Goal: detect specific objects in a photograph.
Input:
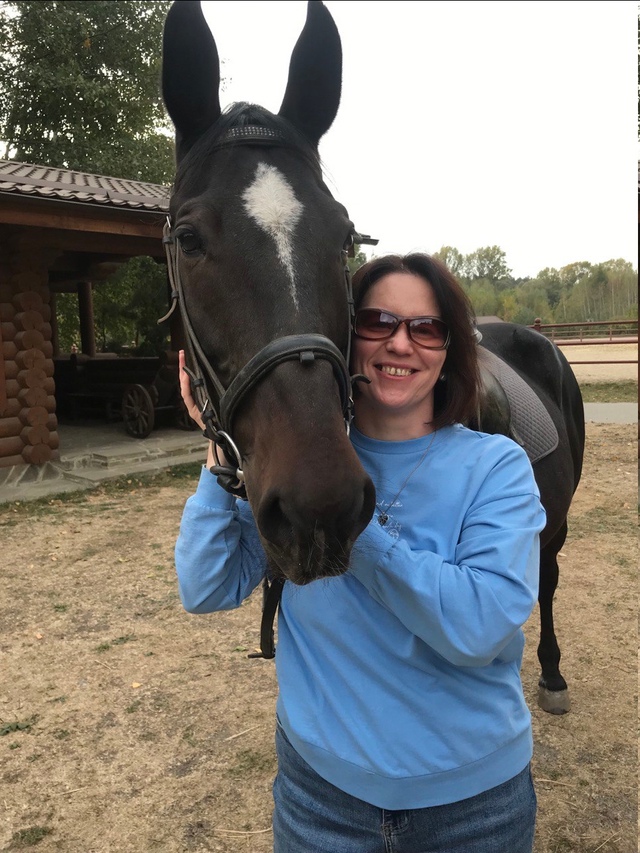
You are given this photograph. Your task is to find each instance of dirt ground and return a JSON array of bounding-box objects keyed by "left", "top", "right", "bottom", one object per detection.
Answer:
[
  {"left": 557, "top": 343, "right": 637, "bottom": 383},
  {"left": 1, "top": 418, "right": 637, "bottom": 852}
]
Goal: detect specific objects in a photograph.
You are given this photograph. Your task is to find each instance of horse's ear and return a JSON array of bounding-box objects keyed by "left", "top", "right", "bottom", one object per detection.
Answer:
[
  {"left": 162, "top": 0, "right": 221, "bottom": 162},
  {"left": 278, "top": 1, "right": 342, "bottom": 147}
]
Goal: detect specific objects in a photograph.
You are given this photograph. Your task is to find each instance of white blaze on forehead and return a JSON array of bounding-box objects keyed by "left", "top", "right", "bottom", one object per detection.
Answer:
[{"left": 242, "top": 163, "right": 303, "bottom": 307}]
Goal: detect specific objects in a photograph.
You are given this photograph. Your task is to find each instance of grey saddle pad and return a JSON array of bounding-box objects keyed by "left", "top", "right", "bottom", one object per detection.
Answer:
[{"left": 478, "top": 347, "right": 559, "bottom": 464}]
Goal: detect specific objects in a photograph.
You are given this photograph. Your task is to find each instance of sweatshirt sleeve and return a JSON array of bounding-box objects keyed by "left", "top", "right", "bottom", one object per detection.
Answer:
[
  {"left": 175, "top": 467, "right": 267, "bottom": 613},
  {"left": 348, "top": 444, "right": 546, "bottom": 667}
]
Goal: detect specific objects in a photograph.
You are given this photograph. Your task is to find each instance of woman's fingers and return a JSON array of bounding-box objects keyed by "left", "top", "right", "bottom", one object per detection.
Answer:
[
  {"left": 179, "top": 350, "right": 205, "bottom": 429},
  {"left": 178, "top": 351, "right": 231, "bottom": 469}
]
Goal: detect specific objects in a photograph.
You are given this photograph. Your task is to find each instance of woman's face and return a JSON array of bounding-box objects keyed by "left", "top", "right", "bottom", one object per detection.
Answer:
[{"left": 351, "top": 271, "right": 447, "bottom": 437}]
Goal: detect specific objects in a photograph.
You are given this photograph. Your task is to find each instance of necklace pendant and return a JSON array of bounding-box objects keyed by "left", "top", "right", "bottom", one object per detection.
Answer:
[{"left": 378, "top": 513, "right": 389, "bottom": 526}]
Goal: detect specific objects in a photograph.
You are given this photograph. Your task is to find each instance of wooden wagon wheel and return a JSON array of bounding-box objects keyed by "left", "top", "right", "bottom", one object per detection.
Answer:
[{"left": 122, "top": 384, "right": 155, "bottom": 438}]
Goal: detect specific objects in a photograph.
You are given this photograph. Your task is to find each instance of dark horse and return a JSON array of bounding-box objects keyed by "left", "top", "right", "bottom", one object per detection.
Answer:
[
  {"left": 474, "top": 323, "right": 584, "bottom": 713},
  {"left": 161, "top": 1, "right": 584, "bottom": 714}
]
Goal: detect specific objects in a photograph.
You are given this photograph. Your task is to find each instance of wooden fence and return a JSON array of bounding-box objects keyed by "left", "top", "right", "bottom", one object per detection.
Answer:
[{"left": 529, "top": 320, "right": 638, "bottom": 365}]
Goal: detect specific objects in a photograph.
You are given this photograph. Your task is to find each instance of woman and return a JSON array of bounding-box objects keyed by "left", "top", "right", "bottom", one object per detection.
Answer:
[{"left": 175, "top": 253, "right": 546, "bottom": 853}]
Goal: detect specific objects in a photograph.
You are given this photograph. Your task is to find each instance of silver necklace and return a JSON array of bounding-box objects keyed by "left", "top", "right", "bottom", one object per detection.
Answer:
[{"left": 377, "top": 430, "right": 438, "bottom": 526}]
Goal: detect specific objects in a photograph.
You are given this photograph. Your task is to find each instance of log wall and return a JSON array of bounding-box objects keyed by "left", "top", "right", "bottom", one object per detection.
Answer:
[{"left": 0, "top": 236, "right": 59, "bottom": 469}]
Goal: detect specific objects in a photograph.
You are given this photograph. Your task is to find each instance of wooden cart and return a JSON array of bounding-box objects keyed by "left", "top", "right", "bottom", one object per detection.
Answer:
[{"left": 54, "top": 352, "right": 197, "bottom": 438}]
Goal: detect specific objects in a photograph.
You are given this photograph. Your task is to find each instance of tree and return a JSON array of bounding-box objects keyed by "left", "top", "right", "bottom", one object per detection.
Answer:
[
  {"left": 348, "top": 248, "right": 370, "bottom": 277},
  {"left": 0, "top": 1, "right": 179, "bottom": 356},
  {"left": 498, "top": 290, "right": 520, "bottom": 323},
  {"left": 530, "top": 267, "right": 563, "bottom": 311},
  {"left": 600, "top": 259, "right": 638, "bottom": 319},
  {"left": 505, "top": 281, "right": 553, "bottom": 324},
  {"left": 464, "top": 246, "right": 513, "bottom": 289},
  {"left": 466, "top": 279, "right": 499, "bottom": 318},
  {"left": 433, "top": 246, "right": 465, "bottom": 278},
  {"left": 0, "top": 0, "right": 173, "bottom": 183},
  {"left": 92, "top": 257, "right": 169, "bottom": 353}
]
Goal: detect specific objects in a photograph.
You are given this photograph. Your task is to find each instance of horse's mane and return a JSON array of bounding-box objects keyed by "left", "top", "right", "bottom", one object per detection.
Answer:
[{"left": 173, "top": 102, "right": 323, "bottom": 194}]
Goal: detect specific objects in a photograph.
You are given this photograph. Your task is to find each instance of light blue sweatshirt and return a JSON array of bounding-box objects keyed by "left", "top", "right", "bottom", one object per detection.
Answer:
[{"left": 175, "top": 423, "right": 546, "bottom": 809}]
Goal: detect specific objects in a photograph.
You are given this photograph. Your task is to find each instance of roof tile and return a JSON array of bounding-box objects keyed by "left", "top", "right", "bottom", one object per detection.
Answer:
[{"left": 0, "top": 159, "right": 170, "bottom": 212}]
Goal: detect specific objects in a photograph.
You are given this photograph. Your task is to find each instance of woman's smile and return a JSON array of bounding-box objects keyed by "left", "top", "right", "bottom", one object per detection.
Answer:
[
  {"left": 351, "top": 271, "right": 447, "bottom": 439},
  {"left": 376, "top": 363, "right": 417, "bottom": 377}
]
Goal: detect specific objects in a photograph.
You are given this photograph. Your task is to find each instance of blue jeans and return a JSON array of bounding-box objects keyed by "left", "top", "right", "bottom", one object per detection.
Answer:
[{"left": 273, "top": 722, "right": 536, "bottom": 853}]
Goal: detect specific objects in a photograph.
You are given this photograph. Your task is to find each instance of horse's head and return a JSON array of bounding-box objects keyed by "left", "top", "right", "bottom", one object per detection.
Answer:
[{"left": 162, "top": 1, "right": 375, "bottom": 585}]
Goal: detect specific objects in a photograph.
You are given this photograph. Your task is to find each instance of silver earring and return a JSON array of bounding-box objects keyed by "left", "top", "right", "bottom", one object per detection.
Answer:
[{"left": 439, "top": 372, "right": 446, "bottom": 382}]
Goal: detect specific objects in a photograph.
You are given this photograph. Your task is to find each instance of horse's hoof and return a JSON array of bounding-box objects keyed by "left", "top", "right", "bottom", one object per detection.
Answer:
[{"left": 537, "top": 686, "right": 571, "bottom": 714}]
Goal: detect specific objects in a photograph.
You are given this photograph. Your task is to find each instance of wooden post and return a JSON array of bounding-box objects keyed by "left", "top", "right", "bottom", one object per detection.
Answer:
[
  {"left": 77, "top": 280, "right": 96, "bottom": 357},
  {"left": 50, "top": 290, "right": 59, "bottom": 356},
  {"left": 0, "top": 314, "right": 6, "bottom": 414},
  {"left": 0, "top": 235, "right": 59, "bottom": 469}
]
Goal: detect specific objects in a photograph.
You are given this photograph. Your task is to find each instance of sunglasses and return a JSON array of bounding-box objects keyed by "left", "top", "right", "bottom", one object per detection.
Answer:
[{"left": 353, "top": 309, "right": 450, "bottom": 350}]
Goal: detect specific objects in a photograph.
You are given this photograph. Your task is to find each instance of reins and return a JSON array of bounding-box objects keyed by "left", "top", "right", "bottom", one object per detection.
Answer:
[{"left": 159, "top": 125, "right": 365, "bottom": 658}]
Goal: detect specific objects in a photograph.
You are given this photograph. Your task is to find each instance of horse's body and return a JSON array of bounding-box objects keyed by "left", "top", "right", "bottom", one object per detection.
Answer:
[
  {"left": 477, "top": 323, "right": 584, "bottom": 713},
  {"left": 161, "top": 1, "right": 584, "bottom": 713}
]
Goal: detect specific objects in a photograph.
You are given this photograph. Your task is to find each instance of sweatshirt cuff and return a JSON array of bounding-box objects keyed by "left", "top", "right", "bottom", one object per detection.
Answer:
[
  {"left": 192, "top": 465, "right": 237, "bottom": 510},
  {"left": 349, "top": 521, "right": 396, "bottom": 588}
]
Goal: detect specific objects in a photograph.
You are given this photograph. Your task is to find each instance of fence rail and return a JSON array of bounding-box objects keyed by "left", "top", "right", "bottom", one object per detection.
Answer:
[{"left": 529, "top": 319, "right": 638, "bottom": 366}]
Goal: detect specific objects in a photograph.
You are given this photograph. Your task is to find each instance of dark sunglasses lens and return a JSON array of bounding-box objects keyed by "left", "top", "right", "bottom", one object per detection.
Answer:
[
  {"left": 409, "top": 318, "right": 448, "bottom": 347},
  {"left": 355, "top": 310, "right": 397, "bottom": 338}
]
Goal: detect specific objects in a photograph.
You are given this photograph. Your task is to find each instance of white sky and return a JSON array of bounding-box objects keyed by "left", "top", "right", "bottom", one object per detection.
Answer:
[{"left": 200, "top": 1, "right": 637, "bottom": 279}]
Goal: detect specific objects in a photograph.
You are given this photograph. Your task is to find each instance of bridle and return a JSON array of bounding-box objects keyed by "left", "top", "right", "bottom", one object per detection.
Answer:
[
  {"left": 159, "top": 125, "right": 365, "bottom": 658},
  {"left": 163, "top": 220, "right": 356, "bottom": 497},
  {"left": 160, "top": 126, "right": 360, "bottom": 498}
]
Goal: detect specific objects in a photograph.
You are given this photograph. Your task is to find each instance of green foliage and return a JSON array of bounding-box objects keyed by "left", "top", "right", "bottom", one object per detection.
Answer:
[
  {"left": 434, "top": 245, "right": 513, "bottom": 289},
  {"left": 56, "top": 257, "right": 169, "bottom": 354},
  {"left": 0, "top": 2, "right": 177, "bottom": 353},
  {"left": 54, "top": 291, "right": 80, "bottom": 351},
  {"left": 433, "top": 246, "right": 465, "bottom": 277},
  {"left": 95, "top": 256, "right": 169, "bottom": 354},
  {"left": 530, "top": 259, "right": 638, "bottom": 323},
  {"left": 0, "top": 0, "right": 173, "bottom": 183},
  {"left": 466, "top": 279, "right": 500, "bottom": 318},
  {"left": 348, "top": 248, "right": 369, "bottom": 276},
  {"left": 464, "top": 245, "right": 512, "bottom": 289},
  {"left": 434, "top": 245, "right": 637, "bottom": 324}
]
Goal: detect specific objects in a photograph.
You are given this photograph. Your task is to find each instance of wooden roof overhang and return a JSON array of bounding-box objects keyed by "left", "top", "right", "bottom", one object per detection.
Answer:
[{"left": 0, "top": 161, "right": 171, "bottom": 285}]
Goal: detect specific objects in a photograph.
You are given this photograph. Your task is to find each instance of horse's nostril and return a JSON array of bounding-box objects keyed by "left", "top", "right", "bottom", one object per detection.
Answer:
[
  {"left": 257, "top": 475, "right": 374, "bottom": 563},
  {"left": 257, "top": 491, "right": 294, "bottom": 552}
]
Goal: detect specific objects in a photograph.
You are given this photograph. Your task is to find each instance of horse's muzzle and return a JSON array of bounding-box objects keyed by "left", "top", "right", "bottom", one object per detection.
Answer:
[{"left": 255, "top": 475, "right": 375, "bottom": 585}]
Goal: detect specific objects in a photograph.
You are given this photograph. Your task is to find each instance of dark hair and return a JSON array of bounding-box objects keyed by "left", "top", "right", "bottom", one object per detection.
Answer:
[{"left": 351, "top": 253, "right": 480, "bottom": 429}]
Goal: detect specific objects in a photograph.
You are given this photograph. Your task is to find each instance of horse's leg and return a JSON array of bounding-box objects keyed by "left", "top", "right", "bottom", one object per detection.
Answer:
[{"left": 537, "top": 520, "right": 571, "bottom": 714}]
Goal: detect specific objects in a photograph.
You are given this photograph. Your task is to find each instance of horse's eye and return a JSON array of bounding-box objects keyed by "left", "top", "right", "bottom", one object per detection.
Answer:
[
  {"left": 177, "top": 230, "right": 203, "bottom": 255},
  {"left": 343, "top": 232, "right": 354, "bottom": 252}
]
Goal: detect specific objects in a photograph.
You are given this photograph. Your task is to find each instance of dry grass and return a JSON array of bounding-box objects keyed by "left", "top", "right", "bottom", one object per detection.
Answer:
[{"left": 0, "top": 424, "right": 636, "bottom": 852}]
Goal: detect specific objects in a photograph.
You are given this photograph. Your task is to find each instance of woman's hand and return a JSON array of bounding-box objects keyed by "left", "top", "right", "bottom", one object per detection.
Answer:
[
  {"left": 179, "top": 350, "right": 228, "bottom": 470},
  {"left": 179, "top": 349, "right": 205, "bottom": 430}
]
